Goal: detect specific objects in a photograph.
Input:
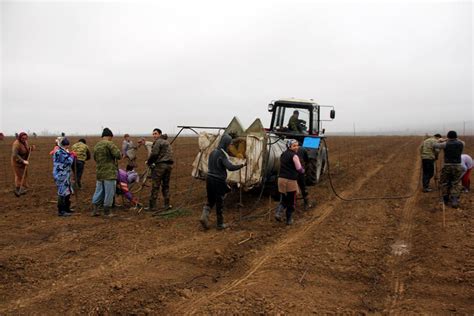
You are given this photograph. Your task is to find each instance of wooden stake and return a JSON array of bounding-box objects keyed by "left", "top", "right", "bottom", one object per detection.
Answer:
[
  {"left": 442, "top": 202, "right": 446, "bottom": 229},
  {"left": 19, "top": 147, "right": 32, "bottom": 192},
  {"left": 73, "top": 158, "right": 79, "bottom": 206}
]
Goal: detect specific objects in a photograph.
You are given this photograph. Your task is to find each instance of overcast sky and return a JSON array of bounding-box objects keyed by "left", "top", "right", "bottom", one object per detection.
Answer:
[{"left": 1, "top": 0, "right": 473, "bottom": 136}]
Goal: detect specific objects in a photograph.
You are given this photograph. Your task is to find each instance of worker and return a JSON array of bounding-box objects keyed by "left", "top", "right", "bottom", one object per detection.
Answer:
[
  {"left": 138, "top": 138, "right": 154, "bottom": 158},
  {"left": 460, "top": 154, "right": 472, "bottom": 192},
  {"left": 70, "top": 138, "right": 91, "bottom": 189},
  {"left": 433, "top": 131, "right": 464, "bottom": 208},
  {"left": 274, "top": 145, "right": 312, "bottom": 219},
  {"left": 277, "top": 139, "right": 304, "bottom": 225},
  {"left": 146, "top": 128, "right": 174, "bottom": 211},
  {"left": 11, "top": 132, "right": 32, "bottom": 197},
  {"left": 200, "top": 134, "right": 246, "bottom": 230},
  {"left": 52, "top": 138, "right": 76, "bottom": 217},
  {"left": 116, "top": 165, "right": 140, "bottom": 207},
  {"left": 288, "top": 110, "right": 306, "bottom": 133},
  {"left": 288, "top": 110, "right": 301, "bottom": 132},
  {"left": 420, "top": 133, "right": 442, "bottom": 192},
  {"left": 122, "top": 134, "right": 138, "bottom": 168},
  {"left": 91, "top": 128, "right": 122, "bottom": 217}
]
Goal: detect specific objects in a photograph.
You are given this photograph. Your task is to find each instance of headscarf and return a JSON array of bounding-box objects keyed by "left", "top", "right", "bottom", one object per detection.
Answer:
[
  {"left": 60, "top": 137, "right": 70, "bottom": 147},
  {"left": 18, "top": 132, "right": 28, "bottom": 145},
  {"left": 286, "top": 139, "right": 298, "bottom": 149}
]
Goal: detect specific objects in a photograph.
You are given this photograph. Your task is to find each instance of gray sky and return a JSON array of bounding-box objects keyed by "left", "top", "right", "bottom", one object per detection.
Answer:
[{"left": 1, "top": 0, "right": 473, "bottom": 136}]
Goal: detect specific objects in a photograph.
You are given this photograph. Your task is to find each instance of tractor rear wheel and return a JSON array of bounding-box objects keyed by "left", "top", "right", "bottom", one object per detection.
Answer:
[{"left": 305, "top": 158, "right": 318, "bottom": 186}]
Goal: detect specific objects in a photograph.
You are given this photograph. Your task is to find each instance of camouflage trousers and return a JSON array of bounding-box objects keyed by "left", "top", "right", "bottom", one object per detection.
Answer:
[
  {"left": 149, "top": 163, "right": 172, "bottom": 207},
  {"left": 440, "top": 165, "right": 463, "bottom": 198}
]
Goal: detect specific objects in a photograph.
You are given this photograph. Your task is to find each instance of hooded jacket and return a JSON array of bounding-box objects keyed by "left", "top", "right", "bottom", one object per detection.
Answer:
[{"left": 207, "top": 134, "right": 244, "bottom": 181}]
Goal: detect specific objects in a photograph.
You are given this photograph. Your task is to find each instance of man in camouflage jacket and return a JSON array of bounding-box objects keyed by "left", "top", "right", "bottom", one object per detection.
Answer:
[
  {"left": 433, "top": 130, "right": 464, "bottom": 208},
  {"left": 91, "top": 128, "right": 121, "bottom": 217},
  {"left": 146, "top": 128, "right": 174, "bottom": 211},
  {"left": 420, "top": 133, "right": 441, "bottom": 192}
]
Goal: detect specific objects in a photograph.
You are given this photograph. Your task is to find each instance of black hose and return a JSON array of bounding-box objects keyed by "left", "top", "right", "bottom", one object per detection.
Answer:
[{"left": 322, "top": 138, "right": 421, "bottom": 201}]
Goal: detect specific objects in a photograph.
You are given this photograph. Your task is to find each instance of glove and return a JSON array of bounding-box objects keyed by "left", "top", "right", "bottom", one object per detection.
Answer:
[{"left": 70, "top": 151, "right": 78, "bottom": 158}]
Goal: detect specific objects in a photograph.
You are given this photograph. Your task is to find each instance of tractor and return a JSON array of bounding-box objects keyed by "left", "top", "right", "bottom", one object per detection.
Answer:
[
  {"left": 267, "top": 98, "right": 336, "bottom": 185},
  {"left": 190, "top": 98, "right": 335, "bottom": 190}
]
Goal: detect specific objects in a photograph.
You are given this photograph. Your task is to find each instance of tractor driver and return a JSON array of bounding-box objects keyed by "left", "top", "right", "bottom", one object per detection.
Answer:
[{"left": 288, "top": 110, "right": 306, "bottom": 133}]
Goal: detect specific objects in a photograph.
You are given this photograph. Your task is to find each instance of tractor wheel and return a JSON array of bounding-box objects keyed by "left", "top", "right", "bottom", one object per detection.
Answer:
[
  {"left": 305, "top": 158, "right": 318, "bottom": 186},
  {"left": 317, "top": 148, "right": 328, "bottom": 183}
]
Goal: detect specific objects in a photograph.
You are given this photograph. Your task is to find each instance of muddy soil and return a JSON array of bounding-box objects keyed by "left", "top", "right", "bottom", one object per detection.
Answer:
[{"left": 0, "top": 135, "right": 472, "bottom": 314}]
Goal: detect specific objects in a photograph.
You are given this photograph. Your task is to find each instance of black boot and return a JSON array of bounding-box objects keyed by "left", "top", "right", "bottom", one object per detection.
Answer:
[
  {"left": 144, "top": 200, "right": 157, "bottom": 212},
  {"left": 451, "top": 196, "right": 459, "bottom": 209},
  {"left": 163, "top": 198, "right": 172, "bottom": 210},
  {"left": 442, "top": 195, "right": 449, "bottom": 204},
  {"left": 14, "top": 187, "right": 21, "bottom": 197},
  {"left": 104, "top": 206, "right": 116, "bottom": 218},
  {"left": 58, "top": 196, "right": 71, "bottom": 217},
  {"left": 286, "top": 208, "right": 294, "bottom": 225},
  {"left": 91, "top": 204, "right": 101, "bottom": 217},
  {"left": 65, "top": 195, "right": 74, "bottom": 213}
]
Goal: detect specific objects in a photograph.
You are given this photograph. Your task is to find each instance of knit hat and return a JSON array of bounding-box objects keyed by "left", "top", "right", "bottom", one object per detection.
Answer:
[
  {"left": 102, "top": 127, "right": 113, "bottom": 137},
  {"left": 447, "top": 130, "right": 457, "bottom": 139},
  {"left": 61, "top": 138, "right": 70, "bottom": 146}
]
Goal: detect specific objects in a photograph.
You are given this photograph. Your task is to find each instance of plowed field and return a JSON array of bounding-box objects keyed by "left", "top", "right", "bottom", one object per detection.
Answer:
[{"left": 0, "top": 135, "right": 473, "bottom": 314}]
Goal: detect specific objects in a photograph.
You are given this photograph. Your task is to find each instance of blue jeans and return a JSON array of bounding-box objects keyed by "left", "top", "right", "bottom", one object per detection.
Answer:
[{"left": 92, "top": 180, "right": 116, "bottom": 207}]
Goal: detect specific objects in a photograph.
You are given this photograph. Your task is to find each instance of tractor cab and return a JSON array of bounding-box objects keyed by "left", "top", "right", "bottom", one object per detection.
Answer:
[
  {"left": 268, "top": 98, "right": 335, "bottom": 138},
  {"left": 267, "top": 98, "right": 336, "bottom": 185}
]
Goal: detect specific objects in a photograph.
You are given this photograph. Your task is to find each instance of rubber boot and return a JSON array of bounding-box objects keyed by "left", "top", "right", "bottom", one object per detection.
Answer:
[
  {"left": 451, "top": 196, "right": 459, "bottom": 209},
  {"left": 58, "top": 196, "right": 71, "bottom": 217},
  {"left": 303, "top": 198, "right": 313, "bottom": 211},
  {"left": 65, "top": 195, "right": 74, "bottom": 213},
  {"left": 274, "top": 203, "right": 284, "bottom": 222},
  {"left": 144, "top": 200, "right": 157, "bottom": 212},
  {"left": 163, "top": 198, "right": 172, "bottom": 211},
  {"left": 286, "top": 208, "right": 294, "bottom": 225},
  {"left": 91, "top": 204, "right": 101, "bottom": 217},
  {"left": 216, "top": 213, "right": 228, "bottom": 230},
  {"left": 104, "top": 206, "right": 116, "bottom": 218},
  {"left": 442, "top": 195, "right": 449, "bottom": 205},
  {"left": 200, "top": 205, "right": 210, "bottom": 230}
]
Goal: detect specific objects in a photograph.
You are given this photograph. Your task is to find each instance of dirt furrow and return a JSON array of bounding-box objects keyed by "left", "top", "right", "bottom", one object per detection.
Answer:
[
  {"left": 176, "top": 151, "right": 400, "bottom": 314},
  {"left": 384, "top": 147, "right": 422, "bottom": 312}
]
